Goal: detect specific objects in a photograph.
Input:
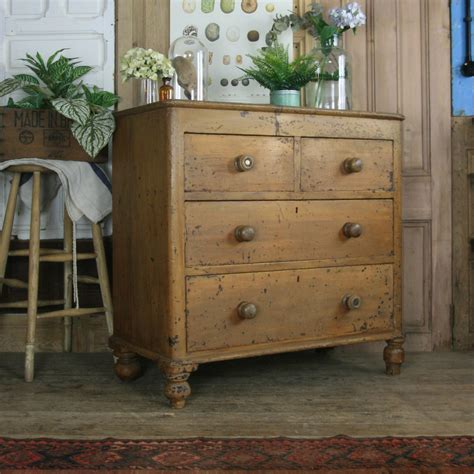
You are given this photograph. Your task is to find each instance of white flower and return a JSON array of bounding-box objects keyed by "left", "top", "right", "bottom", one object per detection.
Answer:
[
  {"left": 120, "top": 47, "right": 175, "bottom": 81},
  {"left": 329, "top": 2, "right": 366, "bottom": 30}
]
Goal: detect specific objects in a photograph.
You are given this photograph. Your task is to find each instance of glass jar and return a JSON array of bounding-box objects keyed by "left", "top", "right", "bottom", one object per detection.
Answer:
[
  {"left": 159, "top": 77, "right": 174, "bottom": 101},
  {"left": 139, "top": 78, "right": 158, "bottom": 105},
  {"left": 304, "top": 35, "right": 352, "bottom": 110},
  {"left": 169, "top": 31, "right": 209, "bottom": 101}
]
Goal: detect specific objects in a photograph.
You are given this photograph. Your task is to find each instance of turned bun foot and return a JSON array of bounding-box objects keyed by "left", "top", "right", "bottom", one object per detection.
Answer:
[
  {"left": 113, "top": 351, "right": 143, "bottom": 381},
  {"left": 159, "top": 360, "right": 198, "bottom": 409},
  {"left": 384, "top": 336, "right": 405, "bottom": 376}
]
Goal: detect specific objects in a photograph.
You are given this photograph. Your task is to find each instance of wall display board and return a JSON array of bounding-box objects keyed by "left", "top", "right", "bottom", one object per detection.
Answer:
[{"left": 170, "top": 0, "right": 293, "bottom": 103}]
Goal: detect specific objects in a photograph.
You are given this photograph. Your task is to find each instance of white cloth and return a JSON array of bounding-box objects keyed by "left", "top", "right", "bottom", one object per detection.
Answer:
[{"left": 0, "top": 158, "right": 111, "bottom": 223}]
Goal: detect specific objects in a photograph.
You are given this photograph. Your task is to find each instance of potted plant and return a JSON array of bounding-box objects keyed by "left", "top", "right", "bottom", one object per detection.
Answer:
[
  {"left": 239, "top": 43, "right": 318, "bottom": 107},
  {"left": 266, "top": 2, "right": 366, "bottom": 109},
  {"left": 0, "top": 49, "right": 119, "bottom": 160}
]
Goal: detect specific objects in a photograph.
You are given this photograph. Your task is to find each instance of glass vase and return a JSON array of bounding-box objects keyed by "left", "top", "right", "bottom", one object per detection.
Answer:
[
  {"left": 139, "top": 78, "right": 158, "bottom": 105},
  {"left": 304, "top": 35, "right": 352, "bottom": 110},
  {"left": 169, "top": 31, "right": 208, "bottom": 101}
]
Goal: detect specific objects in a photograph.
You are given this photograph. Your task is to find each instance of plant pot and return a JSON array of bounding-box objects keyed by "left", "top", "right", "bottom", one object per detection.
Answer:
[
  {"left": 0, "top": 107, "right": 107, "bottom": 163},
  {"left": 270, "top": 90, "right": 301, "bottom": 107}
]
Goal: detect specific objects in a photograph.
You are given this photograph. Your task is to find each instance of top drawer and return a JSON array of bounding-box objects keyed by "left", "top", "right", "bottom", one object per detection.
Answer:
[
  {"left": 301, "top": 138, "right": 393, "bottom": 192},
  {"left": 184, "top": 134, "right": 294, "bottom": 192}
]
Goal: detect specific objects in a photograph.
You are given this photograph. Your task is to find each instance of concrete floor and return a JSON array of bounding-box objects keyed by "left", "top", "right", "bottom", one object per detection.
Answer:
[{"left": 1, "top": 350, "right": 473, "bottom": 439}]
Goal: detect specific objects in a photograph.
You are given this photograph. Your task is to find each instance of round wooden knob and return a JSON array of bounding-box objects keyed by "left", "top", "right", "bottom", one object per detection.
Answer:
[
  {"left": 342, "top": 294, "right": 362, "bottom": 310},
  {"left": 235, "top": 225, "right": 256, "bottom": 242},
  {"left": 343, "top": 222, "right": 362, "bottom": 238},
  {"left": 235, "top": 155, "right": 254, "bottom": 172},
  {"left": 343, "top": 158, "right": 363, "bottom": 173},
  {"left": 237, "top": 301, "right": 258, "bottom": 319}
]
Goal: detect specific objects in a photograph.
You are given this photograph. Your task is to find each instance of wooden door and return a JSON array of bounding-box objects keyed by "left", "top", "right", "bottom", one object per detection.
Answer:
[{"left": 116, "top": 0, "right": 452, "bottom": 351}]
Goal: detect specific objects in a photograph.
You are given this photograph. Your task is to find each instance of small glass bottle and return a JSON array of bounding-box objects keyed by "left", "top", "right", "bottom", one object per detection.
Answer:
[{"left": 159, "top": 77, "right": 173, "bottom": 101}]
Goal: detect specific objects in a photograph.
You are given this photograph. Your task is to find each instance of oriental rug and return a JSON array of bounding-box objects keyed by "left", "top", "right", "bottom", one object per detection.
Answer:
[{"left": 0, "top": 436, "right": 472, "bottom": 472}]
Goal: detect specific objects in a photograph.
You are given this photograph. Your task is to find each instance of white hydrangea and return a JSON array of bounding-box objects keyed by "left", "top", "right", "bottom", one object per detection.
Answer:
[
  {"left": 329, "top": 2, "right": 366, "bottom": 30},
  {"left": 120, "top": 47, "right": 175, "bottom": 82}
]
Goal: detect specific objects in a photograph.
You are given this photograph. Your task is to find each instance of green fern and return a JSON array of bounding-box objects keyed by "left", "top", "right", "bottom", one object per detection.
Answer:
[
  {"left": 0, "top": 49, "right": 119, "bottom": 158},
  {"left": 239, "top": 43, "right": 318, "bottom": 91}
]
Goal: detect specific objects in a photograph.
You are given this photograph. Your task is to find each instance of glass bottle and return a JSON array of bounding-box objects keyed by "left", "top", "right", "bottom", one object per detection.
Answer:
[
  {"left": 304, "top": 35, "right": 352, "bottom": 110},
  {"left": 159, "top": 77, "right": 173, "bottom": 101},
  {"left": 169, "top": 29, "right": 209, "bottom": 101}
]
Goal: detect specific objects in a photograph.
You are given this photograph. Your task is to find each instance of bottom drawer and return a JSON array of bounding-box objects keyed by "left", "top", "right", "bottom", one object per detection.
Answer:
[{"left": 186, "top": 264, "right": 394, "bottom": 352}]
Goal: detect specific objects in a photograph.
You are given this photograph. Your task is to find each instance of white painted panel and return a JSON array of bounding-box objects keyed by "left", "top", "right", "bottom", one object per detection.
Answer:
[
  {"left": 9, "top": 0, "right": 46, "bottom": 17},
  {"left": 0, "top": 0, "right": 115, "bottom": 239}
]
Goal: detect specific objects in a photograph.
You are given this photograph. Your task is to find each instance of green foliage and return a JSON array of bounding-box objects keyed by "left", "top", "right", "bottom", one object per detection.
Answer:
[
  {"left": 266, "top": 3, "right": 340, "bottom": 54},
  {"left": 0, "top": 49, "right": 119, "bottom": 158},
  {"left": 239, "top": 43, "right": 318, "bottom": 91}
]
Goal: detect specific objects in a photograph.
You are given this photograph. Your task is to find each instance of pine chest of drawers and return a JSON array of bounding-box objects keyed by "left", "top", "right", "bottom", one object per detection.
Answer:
[{"left": 110, "top": 101, "right": 404, "bottom": 408}]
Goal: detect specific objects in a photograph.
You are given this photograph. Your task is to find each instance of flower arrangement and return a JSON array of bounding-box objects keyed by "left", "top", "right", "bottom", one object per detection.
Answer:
[
  {"left": 267, "top": 2, "right": 366, "bottom": 49},
  {"left": 120, "top": 48, "right": 175, "bottom": 82},
  {"left": 266, "top": 2, "right": 366, "bottom": 109},
  {"left": 0, "top": 49, "right": 119, "bottom": 158}
]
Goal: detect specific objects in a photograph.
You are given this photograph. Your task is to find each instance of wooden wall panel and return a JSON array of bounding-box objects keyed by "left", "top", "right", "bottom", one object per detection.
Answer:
[{"left": 453, "top": 117, "right": 474, "bottom": 350}]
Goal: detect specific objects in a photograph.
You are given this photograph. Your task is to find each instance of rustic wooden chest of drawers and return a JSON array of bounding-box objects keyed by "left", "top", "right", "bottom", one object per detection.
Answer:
[{"left": 110, "top": 101, "right": 404, "bottom": 408}]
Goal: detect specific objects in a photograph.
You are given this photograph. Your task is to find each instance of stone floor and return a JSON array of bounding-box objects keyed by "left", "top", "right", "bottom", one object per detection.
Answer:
[{"left": 1, "top": 350, "right": 473, "bottom": 439}]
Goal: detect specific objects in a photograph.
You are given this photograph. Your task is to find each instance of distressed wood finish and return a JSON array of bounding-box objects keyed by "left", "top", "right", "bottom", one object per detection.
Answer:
[
  {"left": 186, "top": 264, "right": 394, "bottom": 353},
  {"left": 452, "top": 117, "right": 474, "bottom": 350},
  {"left": 301, "top": 138, "right": 393, "bottom": 192},
  {"left": 185, "top": 135, "right": 294, "bottom": 192},
  {"left": 111, "top": 101, "right": 403, "bottom": 408},
  {"left": 185, "top": 200, "right": 394, "bottom": 266}
]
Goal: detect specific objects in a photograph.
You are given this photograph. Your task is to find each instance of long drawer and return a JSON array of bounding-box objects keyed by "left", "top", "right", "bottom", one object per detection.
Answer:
[
  {"left": 185, "top": 200, "right": 393, "bottom": 266},
  {"left": 301, "top": 138, "right": 393, "bottom": 192},
  {"left": 186, "top": 264, "right": 394, "bottom": 352},
  {"left": 184, "top": 134, "right": 294, "bottom": 192}
]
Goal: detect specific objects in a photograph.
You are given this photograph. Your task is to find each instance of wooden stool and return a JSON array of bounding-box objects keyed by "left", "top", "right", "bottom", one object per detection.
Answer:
[{"left": 0, "top": 165, "right": 113, "bottom": 381}]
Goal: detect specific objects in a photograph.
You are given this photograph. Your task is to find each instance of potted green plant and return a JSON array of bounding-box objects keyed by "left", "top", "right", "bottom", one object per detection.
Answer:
[
  {"left": 0, "top": 49, "right": 119, "bottom": 160},
  {"left": 239, "top": 43, "right": 318, "bottom": 107}
]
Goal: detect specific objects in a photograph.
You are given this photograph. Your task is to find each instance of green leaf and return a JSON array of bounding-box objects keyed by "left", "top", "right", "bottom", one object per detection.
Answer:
[
  {"left": 52, "top": 97, "right": 90, "bottom": 125},
  {"left": 71, "top": 110, "right": 115, "bottom": 158},
  {"left": 72, "top": 65, "right": 93, "bottom": 81},
  {"left": 0, "top": 78, "right": 21, "bottom": 97},
  {"left": 13, "top": 74, "right": 40, "bottom": 85}
]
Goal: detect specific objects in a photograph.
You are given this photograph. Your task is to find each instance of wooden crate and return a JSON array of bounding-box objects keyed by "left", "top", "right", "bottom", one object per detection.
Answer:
[{"left": 0, "top": 107, "right": 107, "bottom": 163}]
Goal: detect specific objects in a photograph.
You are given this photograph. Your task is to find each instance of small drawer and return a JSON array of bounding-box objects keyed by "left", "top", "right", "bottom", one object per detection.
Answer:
[
  {"left": 184, "top": 134, "right": 294, "bottom": 192},
  {"left": 185, "top": 200, "right": 393, "bottom": 266},
  {"left": 301, "top": 138, "right": 393, "bottom": 192},
  {"left": 186, "top": 264, "right": 394, "bottom": 352}
]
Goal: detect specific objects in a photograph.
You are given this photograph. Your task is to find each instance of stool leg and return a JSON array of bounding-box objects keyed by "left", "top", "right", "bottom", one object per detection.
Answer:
[
  {"left": 63, "top": 208, "right": 73, "bottom": 352},
  {"left": 25, "top": 172, "right": 41, "bottom": 382},
  {"left": 0, "top": 173, "right": 21, "bottom": 295},
  {"left": 92, "top": 223, "right": 113, "bottom": 335}
]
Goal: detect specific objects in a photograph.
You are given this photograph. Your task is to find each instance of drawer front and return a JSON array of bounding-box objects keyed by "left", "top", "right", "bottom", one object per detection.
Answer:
[
  {"left": 184, "top": 134, "right": 294, "bottom": 192},
  {"left": 301, "top": 138, "right": 393, "bottom": 192},
  {"left": 185, "top": 200, "right": 393, "bottom": 266},
  {"left": 186, "top": 264, "right": 394, "bottom": 352}
]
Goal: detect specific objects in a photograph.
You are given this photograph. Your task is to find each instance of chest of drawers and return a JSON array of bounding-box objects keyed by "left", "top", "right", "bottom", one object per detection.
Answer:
[{"left": 110, "top": 101, "right": 404, "bottom": 409}]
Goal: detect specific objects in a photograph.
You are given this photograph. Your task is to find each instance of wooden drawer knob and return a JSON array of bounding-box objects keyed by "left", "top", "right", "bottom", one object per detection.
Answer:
[
  {"left": 342, "top": 294, "right": 362, "bottom": 310},
  {"left": 235, "top": 155, "right": 254, "bottom": 172},
  {"left": 235, "top": 225, "right": 256, "bottom": 242},
  {"left": 342, "top": 158, "right": 363, "bottom": 173},
  {"left": 237, "top": 301, "right": 258, "bottom": 319},
  {"left": 343, "top": 222, "right": 362, "bottom": 238}
]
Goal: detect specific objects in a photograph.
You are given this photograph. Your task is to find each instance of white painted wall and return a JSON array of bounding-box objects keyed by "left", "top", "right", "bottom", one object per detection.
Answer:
[{"left": 0, "top": 0, "right": 114, "bottom": 239}]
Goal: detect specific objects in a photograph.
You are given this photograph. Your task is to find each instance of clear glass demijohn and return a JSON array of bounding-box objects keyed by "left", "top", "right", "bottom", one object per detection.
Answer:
[
  {"left": 304, "top": 34, "right": 352, "bottom": 110},
  {"left": 169, "top": 27, "right": 209, "bottom": 101}
]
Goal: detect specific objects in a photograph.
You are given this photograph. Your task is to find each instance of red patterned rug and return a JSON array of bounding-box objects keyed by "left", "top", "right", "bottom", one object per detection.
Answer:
[{"left": 0, "top": 436, "right": 473, "bottom": 472}]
